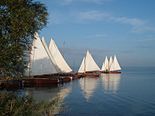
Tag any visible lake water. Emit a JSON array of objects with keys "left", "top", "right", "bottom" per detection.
[{"left": 17, "top": 67, "right": 155, "bottom": 115}]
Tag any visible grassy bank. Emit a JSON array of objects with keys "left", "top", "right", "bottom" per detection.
[{"left": 0, "top": 92, "right": 63, "bottom": 116}]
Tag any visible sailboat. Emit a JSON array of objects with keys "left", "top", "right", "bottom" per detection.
[
  {"left": 101, "top": 56, "right": 109, "bottom": 73},
  {"left": 41, "top": 37, "right": 60, "bottom": 73},
  {"left": 24, "top": 33, "right": 59, "bottom": 86},
  {"left": 41, "top": 37, "right": 74, "bottom": 82},
  {"left": 25, "top": 33, "right": 58, "bottom": 77},
  {"left": 48, "top": 38, "right": 72, "bottom": 73},
  {"left": 101, "top": 55, "right": 121, "bottom": 73},
  {"left": 109, "top": 55, "right": 121, "bottom": 73},
  {"left": 78, "top": 50, "right": 100, "bottom": 77}
]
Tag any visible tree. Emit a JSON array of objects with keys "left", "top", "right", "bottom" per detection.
[{"left": 0, "top": 0, "right": 48, "bottom": 78}]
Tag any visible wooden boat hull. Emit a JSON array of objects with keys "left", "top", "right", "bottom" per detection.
[
  {"left": 24, "top": 73, "right": 75, "bottom": 87},
  {"left": 23, "top": 78, "right": 59, "bottom": 87},
  {"left": 86, "top": 71, "right": 101, "bottom": 77},
  {"left": 0, "top": 74, "right": 75, "bottom": 89},
  {"left": 109, "top": 71, "right": 121, "bottom": 74},
  {"left": 101, "top": 71, "right": 121, "bottom": 74},
  {"left": 76, "top": 73, "right": 85, "bottom": 78},
  {"left": 85, "top": 74, "right": 99, "bottom": 78},
  {"left": 32, "top": 72, "right": 76, "bottom": 78},
  {"left": 72, "top": 74, "right": 79, "bottom": 80},
  {"left": 77, "top": 71, "right": 100, "bottom": 78},
  {"left": 62, "top": 76, "right": 72, "bottom": 82}
]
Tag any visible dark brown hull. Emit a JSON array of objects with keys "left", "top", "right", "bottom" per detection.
[
  {"left": 23, "top": 78, "right": 59, "bottom": 87},
  {"left": 24, "top": 73, "right": 76, "bottom": 86},
  {"left": 77, "top": 71, "right": 100, "bottom": 78},
  {"left": 33, "top": 72, "right": 75, "bottom": 78},
  {"left": 62, "top": 76, "right": 72, "bottom": 82},
  {"left": 108, "top": 71, "right": 121, "bottom": 74},
  {"left": 101, "top": 71, "right": 121, "bottom": 74},
  {"left": 85, "top": 73, "right": 100, "bottom": 77}
]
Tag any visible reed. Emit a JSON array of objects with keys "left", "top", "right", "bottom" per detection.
[{"left": 0, "top": 92, "right": 63, "bottom": 116}]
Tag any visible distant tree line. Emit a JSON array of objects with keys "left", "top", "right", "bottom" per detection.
[{"left": 0, "top": 0, "right": 48, "bottom": 78}]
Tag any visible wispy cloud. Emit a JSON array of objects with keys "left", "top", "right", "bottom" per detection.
[
  {"left": 48, "top": 11, "right": 70, "bottom": 25},
  {"left": 77, "top": 10, "right": 110, "bottom": 21},
  {"left": 77, "top": 10, "right": 145, "bottom": 26},
  {"left": 76, "top": 10, "right": 155, "bottom": 33},
  {"left": 48, "top": 9, "right": 155, "bottom": 33},
  {"left": 60, "top": 0, "right": 73, "bottom": 5},
  {"left": 60, "top": 0, "right": 112, "bottom": 5},
  {"left": 85, "top": 33, "right": 108, "bottom": 39}
]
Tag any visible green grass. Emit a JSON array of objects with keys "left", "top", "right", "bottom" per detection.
[{"left": 0, "top": 92, "right": 63, "bottom": 116}]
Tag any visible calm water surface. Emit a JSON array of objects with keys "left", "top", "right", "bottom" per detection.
[{"left": 20, "top": 67, "right": 155, "bottom": 115}]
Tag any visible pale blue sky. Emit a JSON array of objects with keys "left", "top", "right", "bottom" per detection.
[{"left": 37, "top": 0, "right": 155, "bottom": 68}]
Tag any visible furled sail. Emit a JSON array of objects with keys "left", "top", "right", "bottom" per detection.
[
  {"left": 49, "top": 38, "right": 72, "bottom": 73},
  {"left": 110, "top": 55, "right": 121, "bottom": 71},
  {"left": 78, "top": 51, "right": 100, "bottom": 73},
  {"left": 101, "top": 56, "right": 109, "bottom": 71},
  {"left": 27, "top": 33, "right": 57, "bottom": 76}
]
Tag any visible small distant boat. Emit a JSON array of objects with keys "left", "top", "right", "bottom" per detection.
[
  {"left": 101, "top": 55, "right": 121, "bottom": 73},
  {"left": 78, "top": 50, "right": 100, "bottom": 77},
  {"left": 109, "top": 55, "right": 121, "bottom": 73},
  {"left": 101, "top": 56, "right": 109, "bottom": 73}
]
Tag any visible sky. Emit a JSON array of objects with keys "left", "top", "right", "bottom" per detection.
[{"left": 36, "top": 0, "right": 155, "bottom": 68}]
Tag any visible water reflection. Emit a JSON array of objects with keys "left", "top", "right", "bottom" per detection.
[
  {"left": 18, "top": 86, "right": 71, "bottom": 102},
  {"left": 101, "top": 74, "right": 121, "bottom": 93},
  {"left": 23, "top": 87, "right": 59, "bottom": 101},
  {"left": 79, "top": 77, "right": 98, "bottom": 101}
]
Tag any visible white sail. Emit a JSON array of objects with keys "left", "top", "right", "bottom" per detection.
[
  {"left": 49, "top": 38, "right": 72, "bottom": 73},
  {"left": 78, "top": 51, "right": 100, "bottom": 73},
  {"left": 78, "top": 57, "right": 85, "bottom": 73},
  {"left": 108, "top": 56, "right": 113, "bottom": 70},
  {"left": 110, "top": 55, "right": 121, "bottom": 71},
  {"left": 41, "top": 37, "right": 61, "bottom": 72},
  {"left": 28, "top": 33, "right": 57, "bottom": 76},
  {"left": 101, "top": 56, "right": 109, "bottom": 71}
]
